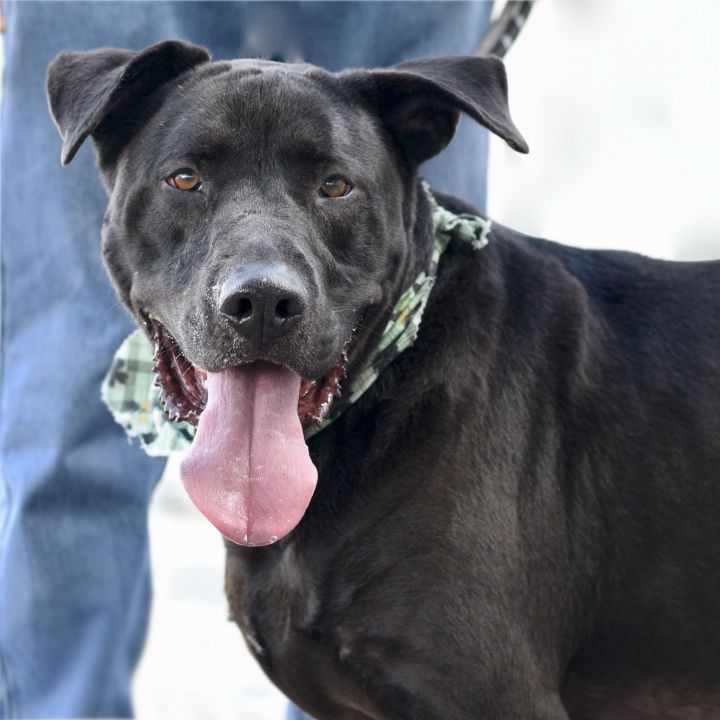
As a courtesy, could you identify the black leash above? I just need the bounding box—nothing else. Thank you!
[476,0,535,58]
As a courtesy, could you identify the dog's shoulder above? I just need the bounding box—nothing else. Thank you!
[476,221,720,410]
[486,219,720,325]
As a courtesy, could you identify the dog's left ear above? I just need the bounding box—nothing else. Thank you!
[47,39,211,166]
[342,55,528,165]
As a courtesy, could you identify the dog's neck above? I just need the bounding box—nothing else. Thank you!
[407,179,438,283]
[305,180,491,437]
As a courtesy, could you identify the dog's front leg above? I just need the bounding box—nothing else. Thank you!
[482,695,570,720]
[313,706,568,720]
[322,640,571,720]
[350,684,571,720]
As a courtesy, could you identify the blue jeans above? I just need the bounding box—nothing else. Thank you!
[0,2,491,717]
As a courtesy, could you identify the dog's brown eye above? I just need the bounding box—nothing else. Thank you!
[320,175,352,198]
[166,168,202,192]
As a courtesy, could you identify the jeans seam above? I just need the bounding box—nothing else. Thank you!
[0,183,16,720]
[1,38,16,716]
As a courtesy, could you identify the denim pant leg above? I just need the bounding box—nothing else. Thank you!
[0,5,182,717]
[0,3,490,718]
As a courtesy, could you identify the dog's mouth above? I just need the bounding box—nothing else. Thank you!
[151,321,208,425]
[146,314,349,548]
[149,318,347,428]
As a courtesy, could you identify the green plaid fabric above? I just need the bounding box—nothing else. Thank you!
[101,331,195,456]
[101,186,492,455]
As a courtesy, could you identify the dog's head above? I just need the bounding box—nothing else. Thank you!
[47,40,526,546]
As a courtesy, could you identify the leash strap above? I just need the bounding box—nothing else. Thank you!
[476,0,535,59]
[101,188,491,455]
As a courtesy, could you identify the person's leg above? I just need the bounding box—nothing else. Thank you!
[0,3,194,717]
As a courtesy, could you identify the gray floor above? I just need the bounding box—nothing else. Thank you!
[134,457,287,719]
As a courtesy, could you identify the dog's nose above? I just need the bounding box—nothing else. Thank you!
[218,262,307,345]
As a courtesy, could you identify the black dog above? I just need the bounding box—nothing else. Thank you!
[47,41,720,719]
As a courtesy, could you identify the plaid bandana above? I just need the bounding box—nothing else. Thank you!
[101,186,491,456]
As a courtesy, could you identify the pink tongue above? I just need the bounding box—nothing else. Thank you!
[180,362,318,547]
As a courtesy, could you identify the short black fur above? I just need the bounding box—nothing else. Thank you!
[48,40,720,720]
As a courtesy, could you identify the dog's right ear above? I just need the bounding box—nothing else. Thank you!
[341,55,528,166]
[47,40,210,165]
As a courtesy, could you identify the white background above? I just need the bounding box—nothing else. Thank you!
[489,0,720,260]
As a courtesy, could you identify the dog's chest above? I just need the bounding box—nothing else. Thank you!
[225,517,447,718]
[226,545,373,716]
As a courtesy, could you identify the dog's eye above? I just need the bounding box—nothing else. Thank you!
[166,168,203,192]
[320,176,352,198]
